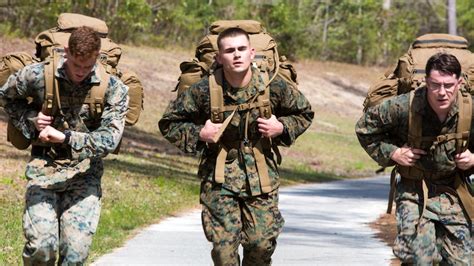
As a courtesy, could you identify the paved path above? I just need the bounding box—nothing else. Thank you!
[93,176,394,265]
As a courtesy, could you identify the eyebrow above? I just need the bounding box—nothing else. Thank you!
[224,46,248,52]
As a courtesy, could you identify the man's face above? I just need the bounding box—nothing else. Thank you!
[426,69,462,115]
[64,49,98,85]
[216,34,255,76]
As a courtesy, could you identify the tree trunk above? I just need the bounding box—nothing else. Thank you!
[383,0,391,10]
[447,0,457,35]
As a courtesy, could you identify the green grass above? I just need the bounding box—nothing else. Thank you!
[0,202,23,263]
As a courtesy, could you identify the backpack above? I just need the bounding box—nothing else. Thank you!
[176,20,298,123]
[364,33,474,110]
[176,20,297,193]
[363,33,474,217]
[1,13,144,150]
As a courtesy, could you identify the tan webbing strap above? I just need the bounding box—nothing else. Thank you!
[43,59,55,116]
[454,175,474,221]
[257,71,271,119]
[88,64,109,118]
[209,68,224,123]
[214,145,228,184]
[456,90,472,153]
[420,179,429,220]
[405,90,429,220]
[408,90,422,148]
[211,108,237,143]
[254,140,272,193]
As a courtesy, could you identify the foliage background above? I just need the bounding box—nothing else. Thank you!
[1,0,473,65]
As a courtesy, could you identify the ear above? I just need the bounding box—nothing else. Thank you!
[249,47,256,60]
[215,52,222,65]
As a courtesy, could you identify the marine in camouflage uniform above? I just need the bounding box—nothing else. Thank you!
[0,27,128,265]
[159,28,313,265]
[355,53,472,265]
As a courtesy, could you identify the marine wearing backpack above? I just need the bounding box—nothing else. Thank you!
[160,24,313,266]
[361,34,474,219]
[0,13,144,151]
[175,20,299,189]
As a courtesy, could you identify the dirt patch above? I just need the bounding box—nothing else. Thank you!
[370,212,400,265]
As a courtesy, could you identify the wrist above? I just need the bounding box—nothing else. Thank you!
[63,130,71,144]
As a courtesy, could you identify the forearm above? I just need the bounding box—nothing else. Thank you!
[70,83,128,160]
[357,134,399,166]
[159,119,204,153]
[276,112,313,146]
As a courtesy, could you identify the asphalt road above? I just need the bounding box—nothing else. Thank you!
[93,176,394,265]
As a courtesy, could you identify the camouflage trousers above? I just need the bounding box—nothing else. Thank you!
[393,179,471,265]
[200,182,284,266]
[22,176,102,266]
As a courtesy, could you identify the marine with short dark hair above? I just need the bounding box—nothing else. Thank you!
[0,26,128,264]
[159,27,313,265]
[356,53,472,265]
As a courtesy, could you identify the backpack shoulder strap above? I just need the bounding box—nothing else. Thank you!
[85,64,110,118]
[408,89,422,148]
[209,68,225,123]
[456,89,472,153]
[256,70,272,119]
[43,56,57,116]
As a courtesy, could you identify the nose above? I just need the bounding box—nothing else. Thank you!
[233,49,241,58]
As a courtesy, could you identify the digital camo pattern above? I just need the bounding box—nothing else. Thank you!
[159,67,312,265]
[0,54,128,264]
[355,87,473,173]
[393,181,471,265]
[0,55,128,184]
[159,68,314,195]
[355,87,472,264]
[200,181,284,266]
[22,177,101,265]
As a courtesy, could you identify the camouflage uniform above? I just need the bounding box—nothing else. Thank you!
[159,68,313,265]
[0,55,128,265]
[355,87,472,265]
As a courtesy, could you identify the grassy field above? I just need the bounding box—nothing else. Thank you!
[0,39,380,264]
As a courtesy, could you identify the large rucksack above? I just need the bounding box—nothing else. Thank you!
[1,13,144,151]
[362,33,474,218]
[364,33,474,110]
[176,20,298,123]
[176,20,297,193]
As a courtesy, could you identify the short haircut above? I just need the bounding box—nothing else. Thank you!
[217,27,250,50]
[425,52,462,79]
[68,26,101,57]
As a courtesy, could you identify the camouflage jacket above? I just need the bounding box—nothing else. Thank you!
[355,87,474,179]
[0,55,128,187]
[159,68,313,196]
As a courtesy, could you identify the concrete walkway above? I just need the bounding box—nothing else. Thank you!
[93,176,394,265]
